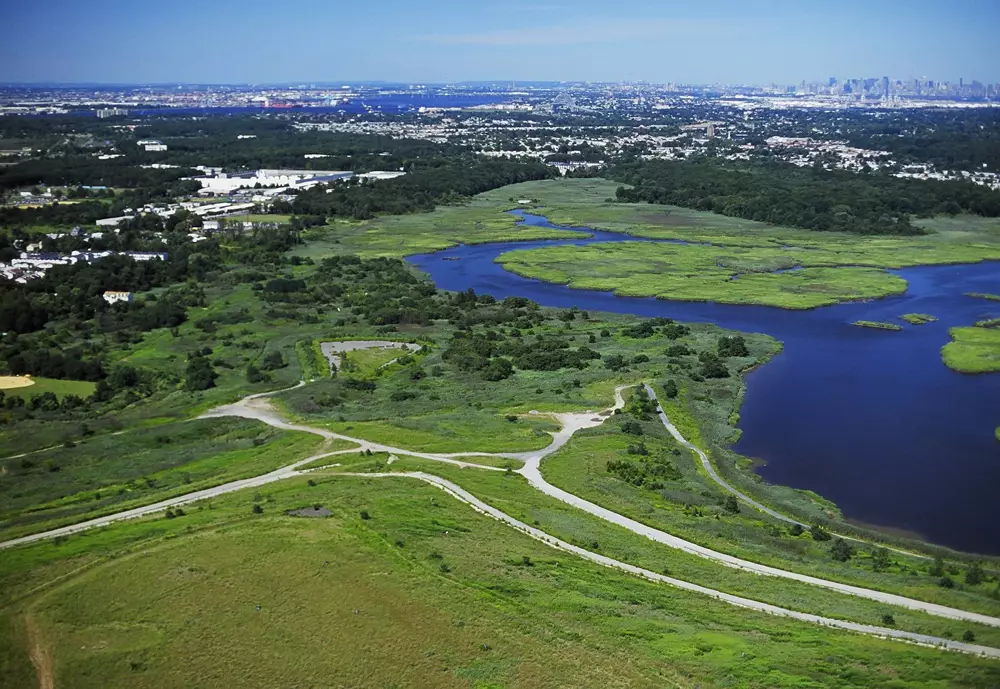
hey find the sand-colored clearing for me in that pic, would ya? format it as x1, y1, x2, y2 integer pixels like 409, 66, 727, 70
0, 376, 34, 390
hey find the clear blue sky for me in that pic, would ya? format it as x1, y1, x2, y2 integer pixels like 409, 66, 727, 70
2, 0, 997, 85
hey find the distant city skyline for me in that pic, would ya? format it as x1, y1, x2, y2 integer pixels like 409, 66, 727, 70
1, 0, 998, 85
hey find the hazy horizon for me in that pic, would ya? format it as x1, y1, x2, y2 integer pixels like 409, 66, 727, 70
2, 0, 998, 86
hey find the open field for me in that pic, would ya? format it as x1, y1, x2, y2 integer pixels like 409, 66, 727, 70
0, 377, 95, 400
3, 475, 999, 688
226, 213, 293, 224
352, 457, 1000, 647
6, 175, 1000, 686
0, 418, 322, 540
941, 326, 1000, 373
0, 376, 34, 390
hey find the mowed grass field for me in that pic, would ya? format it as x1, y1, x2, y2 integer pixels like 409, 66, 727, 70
4, 475, 999, 689
0, 377, 96, 400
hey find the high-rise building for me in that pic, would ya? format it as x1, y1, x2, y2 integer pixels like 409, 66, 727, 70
882, 76, 890, 97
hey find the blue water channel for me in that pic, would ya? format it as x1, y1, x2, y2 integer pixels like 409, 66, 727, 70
407, 211, 1000, 554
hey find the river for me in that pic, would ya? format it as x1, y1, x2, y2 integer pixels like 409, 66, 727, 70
407, 211, 1000, 554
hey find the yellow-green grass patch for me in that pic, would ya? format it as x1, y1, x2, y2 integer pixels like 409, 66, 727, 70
0, 377, 95, 399
941, 326, 1000, 373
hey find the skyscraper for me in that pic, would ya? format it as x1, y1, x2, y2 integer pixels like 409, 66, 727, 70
882, 76, 890, 97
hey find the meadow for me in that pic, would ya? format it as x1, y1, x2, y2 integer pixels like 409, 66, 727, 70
340, 455, 1000, 647
294, 203, 581, 260
3, 473, 999, 689
0, 418, 323, 540
0, 377, 96, 400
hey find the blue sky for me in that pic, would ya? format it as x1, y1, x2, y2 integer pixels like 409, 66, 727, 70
2, 0, 997, 84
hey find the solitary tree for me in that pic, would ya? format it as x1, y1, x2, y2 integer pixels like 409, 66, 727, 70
662, 379, 679, 399
870, 547, 891, 572
830, 538, 855, 562
966, 562, 984, 586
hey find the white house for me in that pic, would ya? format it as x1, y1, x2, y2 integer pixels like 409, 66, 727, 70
103, 291, 133, 305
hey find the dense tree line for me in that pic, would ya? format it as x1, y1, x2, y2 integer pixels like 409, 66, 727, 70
609, 158, 1000, 235
0, 156, 197, 194
292, 159, 556, 220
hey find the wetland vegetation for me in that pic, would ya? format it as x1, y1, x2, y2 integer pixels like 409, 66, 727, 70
3, 170, 1000, 688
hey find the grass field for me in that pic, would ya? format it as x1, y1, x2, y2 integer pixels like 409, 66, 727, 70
360, 456, 1000, 643
5, 177, 1000, 686
0, 377, 95, 400
941, 326, 1000, 373
226, 213, 293, 224
3, 474, 999, 689
0, 418, 322, 540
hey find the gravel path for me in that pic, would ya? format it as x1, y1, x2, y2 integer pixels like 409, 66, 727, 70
643, 383, 934, 561
3, 381, 999, 640
341, 471, 1000, 658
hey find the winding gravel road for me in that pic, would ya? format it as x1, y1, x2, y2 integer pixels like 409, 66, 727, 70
644, 383, 794, 523
344, 470, 1000, 658
642, 384, 936, 562
3, 381, 999, 652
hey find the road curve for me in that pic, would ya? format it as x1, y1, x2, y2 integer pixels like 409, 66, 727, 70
0, 446, 360, 550
517, 421, 1000, 628
642, 384, 936, 562
3, 383, 999, 633
644, 383, 799, 524
339, 471, 1000, 658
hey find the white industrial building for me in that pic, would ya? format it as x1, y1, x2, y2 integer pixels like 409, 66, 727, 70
137, 139, 168, 152
189, 169, 354, 194
103, 291, 133, 304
